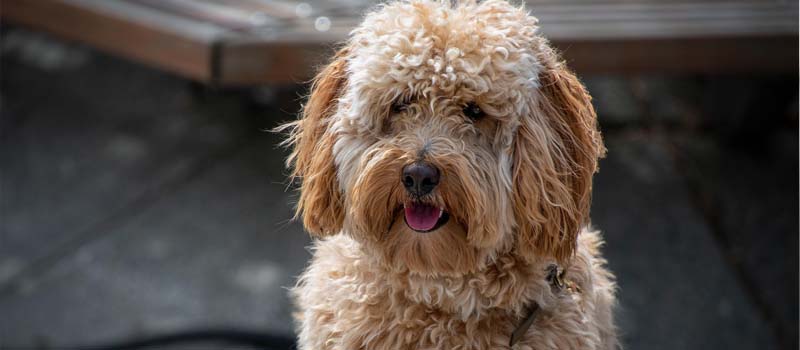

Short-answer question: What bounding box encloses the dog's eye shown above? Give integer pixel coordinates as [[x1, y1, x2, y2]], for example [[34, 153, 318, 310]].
[[391, 100, 409, 114], [463, 102, 485, 121]]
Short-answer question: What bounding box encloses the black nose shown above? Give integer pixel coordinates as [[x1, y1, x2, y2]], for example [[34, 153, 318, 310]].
[[402, 162, 440, 196]]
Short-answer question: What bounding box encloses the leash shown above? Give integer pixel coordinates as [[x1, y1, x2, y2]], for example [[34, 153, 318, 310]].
[[509, 264, 576, 347]]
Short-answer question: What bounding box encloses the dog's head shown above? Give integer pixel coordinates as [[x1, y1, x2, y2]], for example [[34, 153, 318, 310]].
[[284, 0, 604, 276]]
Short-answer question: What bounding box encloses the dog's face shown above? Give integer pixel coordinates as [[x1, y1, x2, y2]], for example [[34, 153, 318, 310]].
[[285, 0, 604, 277]]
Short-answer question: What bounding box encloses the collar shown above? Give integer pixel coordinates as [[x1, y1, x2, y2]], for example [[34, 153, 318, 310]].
[[509, 264, 571, 347]]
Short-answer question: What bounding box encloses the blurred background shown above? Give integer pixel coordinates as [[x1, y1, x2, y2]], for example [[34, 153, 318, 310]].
[[0, 0, 797, 349]]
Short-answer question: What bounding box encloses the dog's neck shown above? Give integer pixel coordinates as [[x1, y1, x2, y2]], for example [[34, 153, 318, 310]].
[[373, 249, 563, 321]]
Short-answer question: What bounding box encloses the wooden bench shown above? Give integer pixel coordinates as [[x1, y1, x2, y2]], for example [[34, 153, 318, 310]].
[[3, 0, 797, 86]]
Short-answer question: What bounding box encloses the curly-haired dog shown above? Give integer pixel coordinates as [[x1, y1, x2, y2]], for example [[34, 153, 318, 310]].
[[282, 1, 617, 348]]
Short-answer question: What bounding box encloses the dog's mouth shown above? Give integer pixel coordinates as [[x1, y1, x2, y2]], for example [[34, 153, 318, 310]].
[[403, 202, 449, 233]]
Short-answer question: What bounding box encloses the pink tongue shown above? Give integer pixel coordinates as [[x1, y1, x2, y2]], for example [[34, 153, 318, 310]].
[[404, 203, 441, 231]]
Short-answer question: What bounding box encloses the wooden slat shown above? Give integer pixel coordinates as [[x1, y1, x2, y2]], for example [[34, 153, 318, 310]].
[[554, 36, 798, 74], [531, 2, 798, 40], [1, 0, 222, 82], [129, 0, 269, 31], [218, 40, 330, 85], [203, 0, 298, 20]]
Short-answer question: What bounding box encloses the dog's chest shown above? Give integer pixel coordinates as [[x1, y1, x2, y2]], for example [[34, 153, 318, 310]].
[[346, 297, 513, 349], [293, 235, 613, 350], [335, 295, 593, 350], [316, 275, 596, 350]]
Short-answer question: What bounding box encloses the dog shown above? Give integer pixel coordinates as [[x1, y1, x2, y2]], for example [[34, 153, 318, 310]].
[[282, 1, 617, 348]]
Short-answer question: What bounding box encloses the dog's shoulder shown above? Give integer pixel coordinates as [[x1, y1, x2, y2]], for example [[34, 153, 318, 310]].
[[293, 235, 388, 306], [292, 235, 398, 349]]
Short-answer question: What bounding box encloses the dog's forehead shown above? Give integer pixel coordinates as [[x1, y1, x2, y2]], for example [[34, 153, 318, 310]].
[[347, 0, 543, 97]]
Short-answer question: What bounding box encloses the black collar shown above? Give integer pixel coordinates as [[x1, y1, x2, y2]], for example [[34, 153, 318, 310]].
[[509, 264, 569, 347]]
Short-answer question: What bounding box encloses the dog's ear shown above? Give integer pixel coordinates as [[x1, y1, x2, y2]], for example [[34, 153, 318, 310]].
[[512, 52, 605, 263], [283, 47, 349, 237]]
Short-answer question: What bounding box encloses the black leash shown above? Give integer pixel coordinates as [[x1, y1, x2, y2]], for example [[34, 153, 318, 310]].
[[509, 264, 573, 347]]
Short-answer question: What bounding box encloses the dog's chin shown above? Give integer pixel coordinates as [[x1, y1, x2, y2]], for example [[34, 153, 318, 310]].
[[380, 208, 482, 277]]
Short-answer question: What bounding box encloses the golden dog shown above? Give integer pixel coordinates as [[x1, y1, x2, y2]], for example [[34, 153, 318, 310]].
[[282, 1, 617, 348]]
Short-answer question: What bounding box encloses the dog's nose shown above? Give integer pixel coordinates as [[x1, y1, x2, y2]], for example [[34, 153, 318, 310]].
[[402, 162, 440, 196]]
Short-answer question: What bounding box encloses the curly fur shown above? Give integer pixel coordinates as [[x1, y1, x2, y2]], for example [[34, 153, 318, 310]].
[[282, 1, 616, 348]]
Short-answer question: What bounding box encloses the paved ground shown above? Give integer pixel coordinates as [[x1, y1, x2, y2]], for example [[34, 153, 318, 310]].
[[0, 28, 797, 349]]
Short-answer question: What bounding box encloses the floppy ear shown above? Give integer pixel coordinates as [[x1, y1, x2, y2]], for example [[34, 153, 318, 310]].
[[513, 51, 605, 263], [283, 47, 349, 237]]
